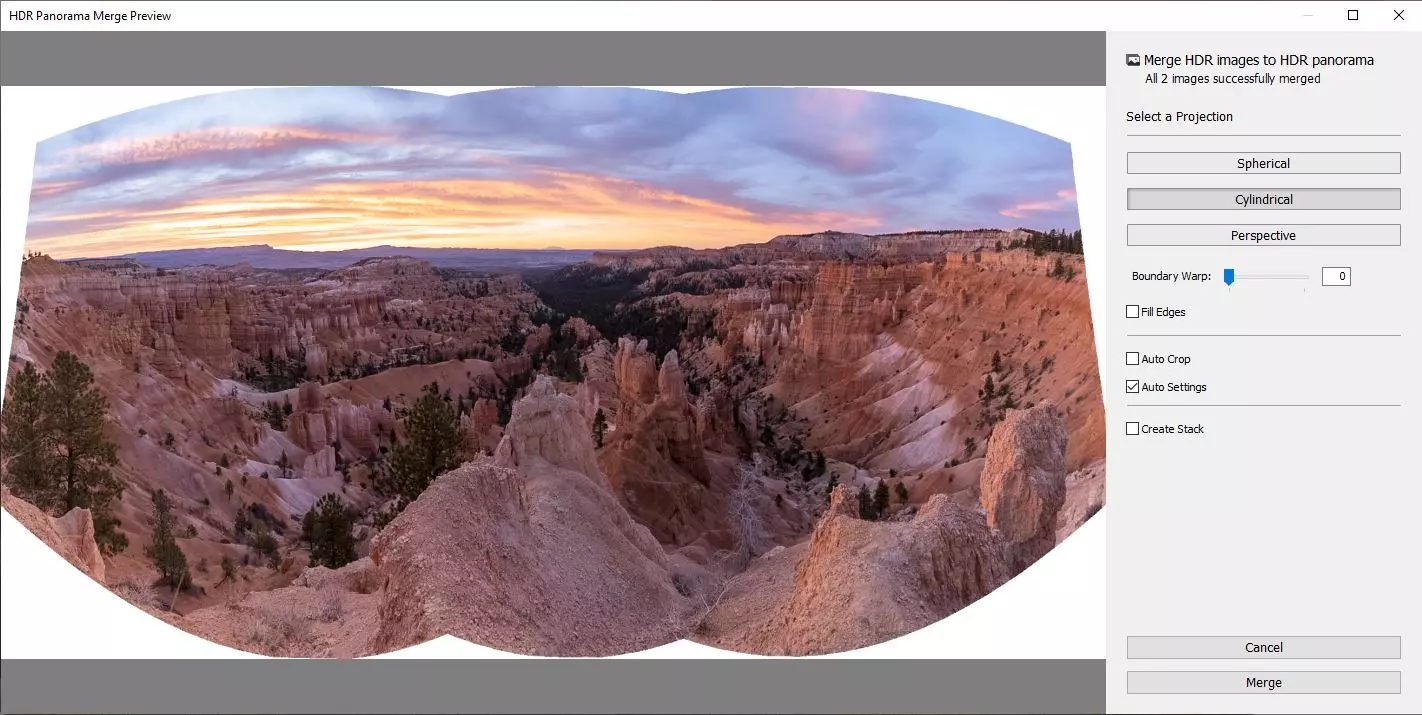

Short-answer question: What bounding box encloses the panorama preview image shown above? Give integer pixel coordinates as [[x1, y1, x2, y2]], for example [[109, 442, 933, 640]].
[[2, 86, 1104, 657]]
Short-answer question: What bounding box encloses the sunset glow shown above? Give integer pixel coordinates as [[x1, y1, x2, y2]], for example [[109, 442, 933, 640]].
[[26, 87, 1079, 259]]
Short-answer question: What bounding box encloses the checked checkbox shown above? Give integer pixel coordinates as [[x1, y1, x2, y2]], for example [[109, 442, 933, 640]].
[[1126, 380, 1141, 393]]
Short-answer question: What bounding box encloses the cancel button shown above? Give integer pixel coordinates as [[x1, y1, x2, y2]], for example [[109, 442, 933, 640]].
[[1245, 641, 1284, 654]]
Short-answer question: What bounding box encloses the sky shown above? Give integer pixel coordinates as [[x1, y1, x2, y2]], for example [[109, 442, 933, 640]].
[[25, 87, 1079, 259]]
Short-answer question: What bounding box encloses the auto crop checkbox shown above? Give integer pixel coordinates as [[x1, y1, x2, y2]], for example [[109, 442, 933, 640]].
[[1126, 304, 1141, 319], [1126, 379, 1141, 393], [1126, 351, 1141, 366], [1126, 422, 1141, 436]]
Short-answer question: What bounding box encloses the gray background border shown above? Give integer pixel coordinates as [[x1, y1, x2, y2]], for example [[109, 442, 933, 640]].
[[0, 31, 1106, 86], [0, 658, 1105, 714]]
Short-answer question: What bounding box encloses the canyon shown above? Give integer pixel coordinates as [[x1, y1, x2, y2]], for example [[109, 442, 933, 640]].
[[3, 227, 1104, 656]]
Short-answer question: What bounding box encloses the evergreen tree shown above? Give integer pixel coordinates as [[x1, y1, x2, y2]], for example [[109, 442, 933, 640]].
[[47, 352, 123, 513], [856, 486, 874, 519], [218, 555, 236, 585], [592, 408, 607, 448], [0, 362, 57, 509], [895, 481, 910, 504], [262, 401, 286, 430], [2, 354, 129, 555], [873, 479, 891, 517], [376, 382, 467, 511], [991, 350, 1002, 373], [145, 489, 189, 589], [306, 493, 358, 569]]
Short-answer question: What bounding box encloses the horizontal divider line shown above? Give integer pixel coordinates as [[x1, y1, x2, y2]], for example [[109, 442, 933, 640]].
[[1125, 334, 1402, 337], [1127, 404, 1402, 408]]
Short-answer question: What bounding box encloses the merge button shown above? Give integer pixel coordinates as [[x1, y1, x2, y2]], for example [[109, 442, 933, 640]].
[[1128, 671, 1401, 695]]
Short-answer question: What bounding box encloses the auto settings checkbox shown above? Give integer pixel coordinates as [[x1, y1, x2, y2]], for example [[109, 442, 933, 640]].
[[1126, 422, 1141, 436], [1126, 304, 1141, 319], [1126, 351, 1141, 366], [1126, 379, 1141, 393]]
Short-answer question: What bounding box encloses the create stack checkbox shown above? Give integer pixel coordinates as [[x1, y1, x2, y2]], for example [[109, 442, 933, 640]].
[[1126, 379, 1141, 393], [1126, 304, 1141, 319], [1126, 422, 1141, 436], [1126, 351, 1141, 366]]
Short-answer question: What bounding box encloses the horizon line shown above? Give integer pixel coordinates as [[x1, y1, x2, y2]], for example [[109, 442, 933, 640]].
[[44, 225, 1080, 263]]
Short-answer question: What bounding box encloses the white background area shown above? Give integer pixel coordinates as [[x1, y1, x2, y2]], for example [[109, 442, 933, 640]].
[[0, 83, 1110, 660]]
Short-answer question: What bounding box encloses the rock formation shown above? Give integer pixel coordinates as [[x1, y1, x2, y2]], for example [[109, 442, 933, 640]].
[[694, 487, 1011, 656], [694, 403, 1072, 656], [493, 376, 606, 487], [2, 488, 107, 583], [600, 344, 721, 547], [979, 406, 1069, 572], [370, 453, 692, 655]]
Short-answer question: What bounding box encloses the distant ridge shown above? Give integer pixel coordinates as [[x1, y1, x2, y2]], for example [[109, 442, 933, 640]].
[[68, 244, 601, 271]]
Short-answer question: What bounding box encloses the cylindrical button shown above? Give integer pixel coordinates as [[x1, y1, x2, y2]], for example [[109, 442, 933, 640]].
[[1127, 188, 1401, 210]]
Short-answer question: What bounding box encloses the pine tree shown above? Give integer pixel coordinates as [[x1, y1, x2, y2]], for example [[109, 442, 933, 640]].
[[0, 362, 57, 509], [377, 382, 467, 511], [219, 555, 236, 585], [895, 481, 910, 504], [856, 486, 874, 519], [991, 350, 1002, 373], [47, 352, 123, 513], [592, 408, 607, 448], [873, 479, 890, 517], [2, 354, 129, 555], [145, 489, 189, 589], [306, 493, 357, 569]]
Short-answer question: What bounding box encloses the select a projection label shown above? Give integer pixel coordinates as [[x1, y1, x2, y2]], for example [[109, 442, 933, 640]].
[[1127, 224, 1403, 247]]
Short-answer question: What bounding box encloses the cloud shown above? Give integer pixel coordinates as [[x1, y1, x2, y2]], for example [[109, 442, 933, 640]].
[[998, 188, 1079, 220], [25, 87, 1079, 258], [25, 169, 878, 258]]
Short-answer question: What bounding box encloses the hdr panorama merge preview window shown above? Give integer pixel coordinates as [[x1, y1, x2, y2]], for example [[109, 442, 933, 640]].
[[1, 7, 1419, 715]]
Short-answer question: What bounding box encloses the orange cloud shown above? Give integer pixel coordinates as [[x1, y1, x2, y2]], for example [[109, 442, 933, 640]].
[[26, 170, 878, 259], [999, 187, 1078, 220]]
